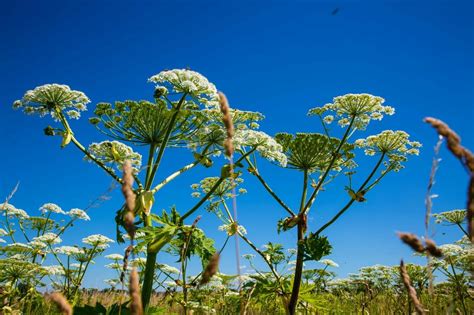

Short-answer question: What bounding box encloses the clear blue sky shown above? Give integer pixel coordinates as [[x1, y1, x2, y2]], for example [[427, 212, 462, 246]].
[[1, 0, 473, 288]]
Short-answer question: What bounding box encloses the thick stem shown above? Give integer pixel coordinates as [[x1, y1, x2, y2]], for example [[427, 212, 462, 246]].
[[287, 170, 309, 315], [141, 251, 158, 310], [287, 222, 304, 315]]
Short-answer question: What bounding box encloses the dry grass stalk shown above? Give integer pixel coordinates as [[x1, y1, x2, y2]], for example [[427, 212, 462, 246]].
[[120, 245, 134, 283], [47, 292, 72, 315], [122, 161, 136, 239], [200, 253, 220, 285], [424, 238, 443, 258], [129, 267, 143, 315], [399, 260, 426, 315], [218, 92, 234, 156], [398, 232, 424, 253], [424, 117, 474, 172], [425, 135, 443, 235], [424, 117, 474, 243]]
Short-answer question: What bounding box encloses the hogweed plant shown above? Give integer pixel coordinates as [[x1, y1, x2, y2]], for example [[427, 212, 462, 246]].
[[13, 69, 288, 310], [236, 93, 421, 314], [0, 197, 113, 311]]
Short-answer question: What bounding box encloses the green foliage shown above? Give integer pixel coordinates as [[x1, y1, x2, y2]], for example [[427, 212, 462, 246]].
[[166, 226, 215, 268], [301, 234, 332, 262]]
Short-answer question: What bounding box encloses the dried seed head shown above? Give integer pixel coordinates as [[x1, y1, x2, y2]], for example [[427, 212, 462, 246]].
[[424, 117, 474, 172], [47, 292, 72, 315], [120, 245, 133, 283], [424, 238, 443, 258], [400, 260, 426, 315], [218, 92, 235, 156], [129, 267, 143, 315], [425, 117, 473, 243], [398, 232, 424, 253], [124, 211, 136, 240], [122, 160, 136, 212], [200, 252, 220, 285]]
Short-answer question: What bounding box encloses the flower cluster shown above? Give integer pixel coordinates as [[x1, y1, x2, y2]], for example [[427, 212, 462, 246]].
[[308, 94, 395, 130], [191, 176, 245, 200], [318, 259, 339, 268], [13, 84, 90, 120], [354, 130, 421, 171], [218, 222, 247, 236], [87, 140, 142, 171], [0, 203, 29, 219], [157, 263, 180, 275], [68, 208, 90, 221], [105, 253, 124, 261], [233, 129, 287, 167], [432, 209, 466, 225], [148, 69, 219, 109], [54, 246, 83, 256], [34, 232, 62, 245], [43, 265, 65, 276], [82, 234, 114, 248], [39, 203, 66, 215]]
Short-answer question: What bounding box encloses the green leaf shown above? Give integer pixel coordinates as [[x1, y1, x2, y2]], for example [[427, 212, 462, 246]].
[[301, 233, 332, 262]]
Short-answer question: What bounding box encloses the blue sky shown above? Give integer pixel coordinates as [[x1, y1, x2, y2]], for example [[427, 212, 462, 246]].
[[0, 0, 473, 288]]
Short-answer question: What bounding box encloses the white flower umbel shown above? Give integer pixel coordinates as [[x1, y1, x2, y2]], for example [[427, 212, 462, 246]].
[[43, 265, 65, 276], [34, 232, 62, 245], [54, 246, 83, 256], [148, 69, 219, 109], [13, 84, 90, 120], [68, 208, 90, 221], [87, 140, 142, 170], [309, 93, 395, 130], [0, 203, 29, 219], [318, 259, 339, 268], [39, 203, 66, 215], [157, 263, 180, 275], [82, 234, 114, 248], [433, 209, 466, 225], [105, 254, 124, 261], [218, 222, 247, 236], [28, 240, 48, 249], [355, 130, 421, 171], [233, 129, 287, 167]]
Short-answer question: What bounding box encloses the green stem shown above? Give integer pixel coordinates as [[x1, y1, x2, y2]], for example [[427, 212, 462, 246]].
[[146, 94, 187, 190], [303, 115, 356, 213], [287, 170, 309, 315], [449, 261, 468, 315], [237, 232, 283, 290], [244, 155, 295, 216], [152, 161, 199, 194], [144, 144, 157, 189], [315, 153, 385, 236], [55, 108, 123, 184], [180, 147, 256, 222], [141, 251, 158, 310], [456, 223, 469, 237]]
